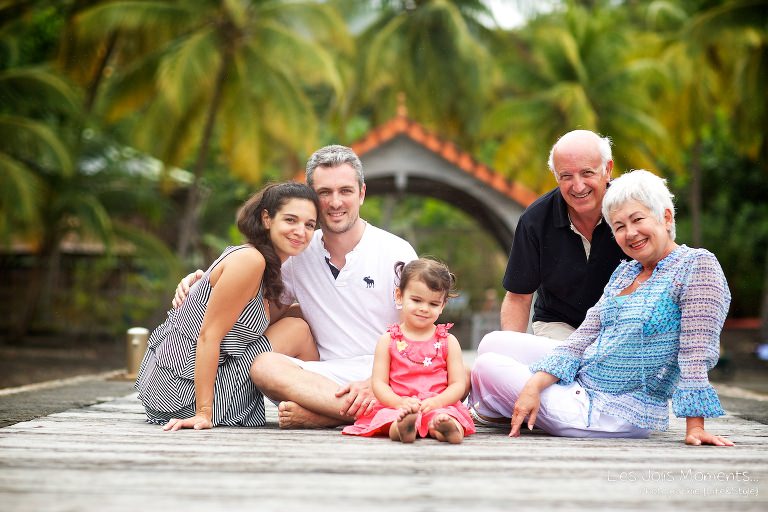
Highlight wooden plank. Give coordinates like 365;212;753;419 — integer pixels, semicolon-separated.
1;392;766;511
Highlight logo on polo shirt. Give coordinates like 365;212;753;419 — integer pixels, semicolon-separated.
363;276;374;288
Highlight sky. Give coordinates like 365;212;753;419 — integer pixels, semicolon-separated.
484;0;557;29
485;0;526;28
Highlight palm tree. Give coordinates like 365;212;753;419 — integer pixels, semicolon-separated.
482;3;669;192
0;4;179;341
347;0;495;147
647;0;768;248
67;0;348;259
0;67;79;241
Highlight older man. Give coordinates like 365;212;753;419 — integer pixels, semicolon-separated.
176;145;417;428
500;130;626;340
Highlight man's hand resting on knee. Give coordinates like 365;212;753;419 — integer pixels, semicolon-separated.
336;379;376;418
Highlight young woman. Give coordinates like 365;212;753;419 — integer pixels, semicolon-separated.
136;182;320;430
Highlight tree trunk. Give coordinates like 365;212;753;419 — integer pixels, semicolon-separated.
7;234;61;344
689;137;702;248
84;31;119;114
176;52;230;260
760;246;768;343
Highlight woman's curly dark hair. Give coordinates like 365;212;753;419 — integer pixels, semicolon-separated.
236;182;319;304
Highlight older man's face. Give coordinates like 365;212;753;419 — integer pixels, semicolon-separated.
553;145;611;219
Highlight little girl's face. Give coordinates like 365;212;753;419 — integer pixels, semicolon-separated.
396;279;446;330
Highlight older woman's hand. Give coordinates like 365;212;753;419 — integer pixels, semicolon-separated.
510;386;541;437
685;425;734;446
510;371;559;437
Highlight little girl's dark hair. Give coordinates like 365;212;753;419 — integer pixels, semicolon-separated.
394;258;458;302
236;182;319;304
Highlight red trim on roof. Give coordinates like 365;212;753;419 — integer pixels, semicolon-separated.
350;115;538;207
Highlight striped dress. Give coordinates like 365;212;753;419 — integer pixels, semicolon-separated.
135;245;272;427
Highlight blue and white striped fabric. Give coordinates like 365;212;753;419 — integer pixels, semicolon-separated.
136;245;272;427
530;245;730;431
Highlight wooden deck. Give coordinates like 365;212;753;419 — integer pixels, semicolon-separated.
1;388;766;511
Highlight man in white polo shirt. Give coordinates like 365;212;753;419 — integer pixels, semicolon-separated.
175;145;416;428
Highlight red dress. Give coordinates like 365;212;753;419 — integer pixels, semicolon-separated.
342;323;475;438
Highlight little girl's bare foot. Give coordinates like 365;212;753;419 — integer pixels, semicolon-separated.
429;413;464;444
278;401;342;429
389;404;419;443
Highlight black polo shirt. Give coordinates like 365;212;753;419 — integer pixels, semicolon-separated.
503;188;626;329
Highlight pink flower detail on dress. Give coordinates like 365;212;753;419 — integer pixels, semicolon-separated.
434;323;453;340
388;324;403;340
433;341;442;350
423;357;433;367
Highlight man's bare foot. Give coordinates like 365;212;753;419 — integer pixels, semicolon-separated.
429;413;464;444
278;401;343;429
389;405;419;443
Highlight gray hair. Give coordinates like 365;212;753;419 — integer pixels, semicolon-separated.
547;130;613;179
602;169;676;240
305;145;364;188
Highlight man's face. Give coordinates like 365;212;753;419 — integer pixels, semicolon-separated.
553;145;611;219
311;163;365;234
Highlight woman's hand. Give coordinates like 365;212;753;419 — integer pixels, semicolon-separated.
509;371;558;437
685;425;734;446
162;414;213;432
509;385;541;437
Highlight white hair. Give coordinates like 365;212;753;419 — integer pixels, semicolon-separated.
602;169;676;240
547;130;612;179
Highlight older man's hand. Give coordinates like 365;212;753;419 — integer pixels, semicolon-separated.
172;269;204;308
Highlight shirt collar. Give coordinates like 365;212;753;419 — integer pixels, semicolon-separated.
553;189;571;228
554;190;606;231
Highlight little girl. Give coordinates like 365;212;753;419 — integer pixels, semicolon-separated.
342;258;475;443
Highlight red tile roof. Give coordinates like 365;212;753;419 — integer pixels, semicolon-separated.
350;113;538;208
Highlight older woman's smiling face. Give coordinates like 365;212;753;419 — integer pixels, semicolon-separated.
609;199;677;270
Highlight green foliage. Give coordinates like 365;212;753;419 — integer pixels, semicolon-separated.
64;248;179;337
671;118;768;317
1;0;767;342
362;195;506;311
483;2;669;192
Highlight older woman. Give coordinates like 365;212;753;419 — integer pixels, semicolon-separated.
470;169;733;445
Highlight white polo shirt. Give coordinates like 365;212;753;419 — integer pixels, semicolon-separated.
281;222;417;361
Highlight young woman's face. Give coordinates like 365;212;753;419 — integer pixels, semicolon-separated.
263;198;317;262
396;279;446;330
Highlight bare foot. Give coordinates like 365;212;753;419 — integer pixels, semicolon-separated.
278;401;343;429
389;405;419;443
429;413;464;444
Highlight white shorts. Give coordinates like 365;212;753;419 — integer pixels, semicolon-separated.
283;354;374;386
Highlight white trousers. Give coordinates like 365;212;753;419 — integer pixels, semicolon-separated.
469;331;650;439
